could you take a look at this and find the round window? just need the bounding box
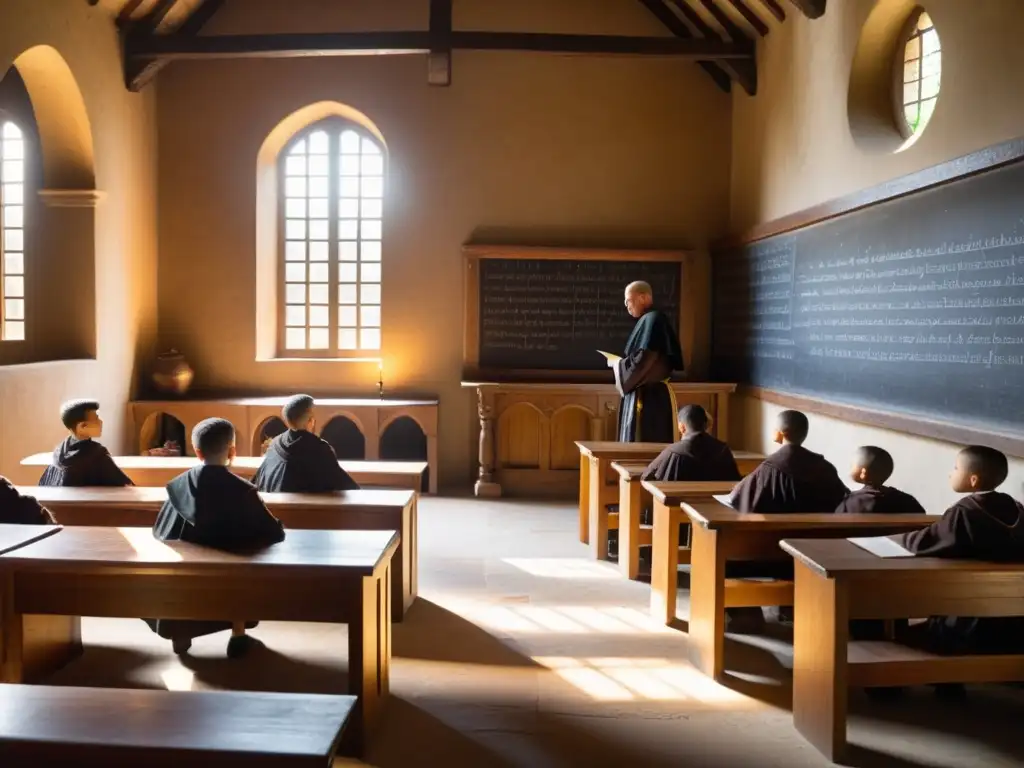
[894,9,941,139]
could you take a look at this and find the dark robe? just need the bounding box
[835,485,927,515]
[252,429,359,493]
[0,476,56,525]
[727,444,848,514]
[146,464,285,642]
[641,431,741,483]
[38,437,133,488]
[900,492,1024,654]
[615,308,684,443]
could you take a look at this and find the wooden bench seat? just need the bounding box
[18,486,418,621]
[0,527,397,756]
[781,537,1024,762]
[20,453,427,492]
[0,685,355,767]
[576,440,763,554]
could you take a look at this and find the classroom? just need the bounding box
[0,0,1022,765]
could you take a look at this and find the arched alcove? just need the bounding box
[321,416,366,460]
[139,412,186,456]
[497,403,544,469]
[380,415,429,491]
[550,405,593,470]
[255,416,288,455]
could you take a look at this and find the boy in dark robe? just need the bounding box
[39,399,133,488]
[642,404,741,483]
[727,410,848,514]
[148,417,286,658]
[252,394,359,493]
[611,281,684,443]
[0,476,56,524]
[835,446,927,515]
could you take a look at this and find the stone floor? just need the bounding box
[42,496,1024,767]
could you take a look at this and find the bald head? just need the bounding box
[952,445,1008,492]
[624,281,654,318]
[282,394,315,430]
[775,409,809,445]
[853,446,894,485]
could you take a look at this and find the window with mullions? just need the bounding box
[280,121,384,355]
[896,9,941,139]
[0,119,25,341]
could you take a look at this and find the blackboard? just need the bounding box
[473,255,682,371]
[712,145,1024,439]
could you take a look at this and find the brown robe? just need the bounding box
[641,432,741,483]
[727,444,848,514]
[900,492,1024,654]
[0,476,56,525]
[835,485,926,515]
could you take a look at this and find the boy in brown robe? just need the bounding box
[0,476,56,524]
[835,446,926,515]
[641,405,741,483]
[39,400,133,488]
[727,409,848,514]
[148,418,285,658]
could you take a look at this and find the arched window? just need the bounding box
[0,119,25,341]
[896,9,941,139]
[279,120,385,356]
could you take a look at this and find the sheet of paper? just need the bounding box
[712,494,734,508]
[848,536,915,558]
[597,350,621,362]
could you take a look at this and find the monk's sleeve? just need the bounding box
[0,478,55,524]
[641,446,672,481]
[244,490,287,545]
[95,452,135,487]
[322,445,360,491]
[614,349,668,396]
[901,506,968,557]
[727,470,758,511]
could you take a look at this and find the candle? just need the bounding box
[377,361,384,400]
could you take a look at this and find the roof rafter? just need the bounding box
[671,0,756,96]
[758,0,786,22]
[724,0,770,36]
[636,0,732,93]
[787,0,826,19]
[126,0,226,91]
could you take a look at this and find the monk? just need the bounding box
[609,281,684,443]
[727,409,848,513]
[0,476,55,524]
[148,418,286,658]
[253,394,359,493]
[38,400,133,487]
[642,404,740,482]
[835,446,926,515]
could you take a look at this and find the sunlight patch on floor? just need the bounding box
[502,558,619,579]
[442,598,673,636]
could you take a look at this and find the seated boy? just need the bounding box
[727,409,848,513]
[148,417,286,658]
[641,404,741,483]
[835,446,926,515]
[39,399,133,487]
[253,394,359,493]
[0,476,56,524]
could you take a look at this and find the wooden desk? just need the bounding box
[0,527,397,755]
[18,486,417,622]
[577,441,762,552]
[0,685,355,767]
[0,524,62,556]
[673,502,933,681]
[781,539,1024,762]
[20,454,426,492]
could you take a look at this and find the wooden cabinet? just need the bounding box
[462,382,736,498]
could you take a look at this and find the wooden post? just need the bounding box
[473,388,501,497]
[687,523,725,678]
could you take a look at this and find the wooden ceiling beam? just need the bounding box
[428,0,452,86]
[694,0,757,95]
[786,0,826,19]
[126,0,226,92]
[758,0,786,22]
[725,0,770,36]
[636,0,731,93]
[126,31,754,60]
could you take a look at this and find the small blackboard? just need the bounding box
[712,138,1024,442]
[465,248,684,373]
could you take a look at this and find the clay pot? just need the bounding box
[152,349,194,396]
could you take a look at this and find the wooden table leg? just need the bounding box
[345,564,392,756]
[619,476,643,580]
[0,573,82,684]
[688,523,725,679]
[650,500,680,625]
[578,453,590,544]
[587,456,605,557]
[792,560,849,762]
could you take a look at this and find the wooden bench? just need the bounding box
[18,486,418,622]
[575,440,763,550]
[781,538,1024,763]
[20,453,427,492]
[669,501,934,681]
[0,685,355,767]
[0,527,397,755]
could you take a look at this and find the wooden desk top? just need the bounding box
[681,501,934,532]
[0,685,354,760]
[21,453,427,476]
[0,524,62,556]
[134,396,438,407]
[780,538,1024,578]
[614,453,764,480]
[18,486,415,511]
[576,441,670,458]
[0,526,399,576]
[464,381,737,394]
[642,481,741,503]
